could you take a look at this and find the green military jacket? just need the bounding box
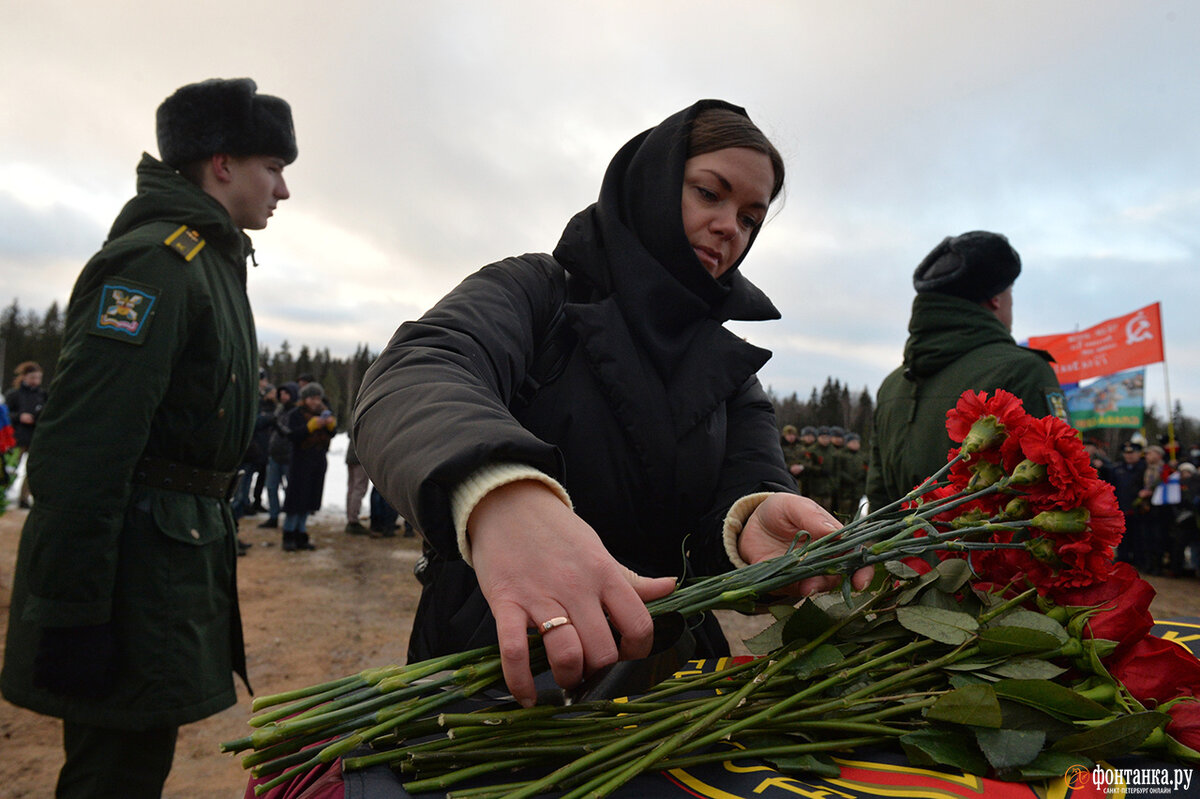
[837,447,868,517]
[1,155,258,729]
[866,293,1065,511]
[779,435,806,489]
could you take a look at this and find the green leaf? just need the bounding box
[766,752,842,778]
[997,699,1078,739]
[896,605,979,645]
[988,658,1067,681]
[978,626,1063,656]
[896,567,941,605]
[780,598,836,645]
[974,727,1046,770]
[1051,711,1170,760]
[900,729,989,775]
[927,684,1002,727]
[994,680,1111,721]
[917,587,968,613]
[744,618,788,655]
[1006,750,1094,781]
[785,644,845,679]
[989,609,1069,644]
[934,558,974,592]
[884,559,922,580]
[944,655,1009,672]
[949,673,992,688]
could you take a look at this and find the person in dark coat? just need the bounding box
[258,381,298,529]
[354,100,871,708]
[281,381,336,551]
[5,361,47,509]
[866,232,1068,511]
[1,77,296,797]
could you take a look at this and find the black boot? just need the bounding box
[295,531,316,551]
[282,529,297,552]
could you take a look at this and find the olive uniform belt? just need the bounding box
[132,454,242,500]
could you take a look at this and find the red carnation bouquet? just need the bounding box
[226,390,1200,797]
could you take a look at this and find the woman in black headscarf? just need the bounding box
[355,100,869,706]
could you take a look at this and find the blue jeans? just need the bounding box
[283,512,308,533]
[264,458,288,521]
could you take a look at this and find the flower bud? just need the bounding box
[1001,497,1032,520]
[1031,508,1089,534]
[960,415,1006,454]
[1007,459,1047,486]
[966,461,1006,491]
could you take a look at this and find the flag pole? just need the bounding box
[1157,302,1177,461]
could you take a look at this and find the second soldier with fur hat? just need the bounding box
[866,231,1066,511]
[0,77,296,796]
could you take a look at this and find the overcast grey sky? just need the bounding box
[3,1,1197,424]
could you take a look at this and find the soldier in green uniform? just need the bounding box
[807,426,836,512]
[796,425,818,496]
[866,231,1066,512]
[837,432,868,519]
[0,78,296,798]
[778,424,806,489]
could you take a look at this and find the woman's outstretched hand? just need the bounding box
[467,480,676,707]
[737,492,873,595]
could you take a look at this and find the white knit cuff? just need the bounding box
[721,492,774,568]
[451,462,573,568]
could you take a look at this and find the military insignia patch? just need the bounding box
[91,281,159,344]
[1045,388,1070,424]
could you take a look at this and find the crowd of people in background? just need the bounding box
[1090,436,1200,579]
[778,423,867,522]
[227,369,410,553]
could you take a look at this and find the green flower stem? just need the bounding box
[656,735,893,772]
[248,672,372,713]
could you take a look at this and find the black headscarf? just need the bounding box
[553,99,779,380]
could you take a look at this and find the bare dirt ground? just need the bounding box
[2,508,1200,798]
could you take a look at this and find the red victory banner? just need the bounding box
[1027,302,1164,383]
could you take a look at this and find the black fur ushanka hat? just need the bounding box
[156,78,297,167]
[912,231,1021,303]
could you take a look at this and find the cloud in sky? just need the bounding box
[3,1,1198,421]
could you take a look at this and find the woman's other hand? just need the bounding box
[737,493,872,595]
[467,480,676,707]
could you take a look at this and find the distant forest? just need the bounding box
[4,297,1197,453]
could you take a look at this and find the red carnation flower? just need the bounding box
[945,389,1032,450]
[1008,416,1098,510]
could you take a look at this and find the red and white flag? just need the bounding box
[1027,302,1164,383]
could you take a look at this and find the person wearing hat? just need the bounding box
[866,231,1066,511]
[805,426,836,512]
[779,424,806,490]
[280,381,337,551]
[0,78,296,796]
[836,432,868,520]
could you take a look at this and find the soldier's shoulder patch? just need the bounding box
[163,224,206,261]
[1045,388,1070,423]
[90,279,159,345]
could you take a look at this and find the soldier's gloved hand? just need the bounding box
[33,623,120,699]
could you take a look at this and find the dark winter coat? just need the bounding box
[355,100,794,661]
[1,155,256,730]
[282,404,334,514]
[267,382,299,464]
[5,382,47,449]
[866,292,1066,510]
